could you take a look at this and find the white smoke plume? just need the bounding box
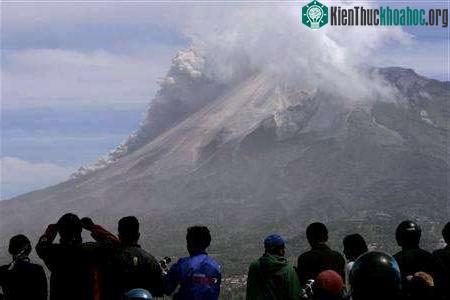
[182,3,411,98]
[73,2,412,177]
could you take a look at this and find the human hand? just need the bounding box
[81,217,94,231]
[45,224,58,240]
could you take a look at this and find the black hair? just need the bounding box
[186,226,211,251]
[306,222,328,244]
[118,216,140,243]
[343,234,368,261]
[442,222,450,244]
[9,234,31,256]
[57,213,82,243]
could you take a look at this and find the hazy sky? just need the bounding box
[1,1,449,199]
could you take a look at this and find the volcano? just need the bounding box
[1,49,449,282]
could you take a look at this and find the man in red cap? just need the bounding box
[313,270,345,300]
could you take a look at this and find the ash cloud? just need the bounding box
[74,2,413,176]
[182,3,411,100]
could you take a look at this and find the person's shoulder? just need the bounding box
[415,248,433,257]
[329,247,341,254]
[249,258,261,268]
[330,248,345,259]
[139,248,159,264]
[298,249,313,259]
[174,256,190,266]
[204,255,221,270]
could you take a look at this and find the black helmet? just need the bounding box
[350,251,402,300]
[123,289,153,300]
[396,220,421,247]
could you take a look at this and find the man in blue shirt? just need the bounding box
[164,226,221,300]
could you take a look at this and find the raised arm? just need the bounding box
[81,217,120,245]
[35,224,58,264]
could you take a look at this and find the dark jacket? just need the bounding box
[394,247,442,299]
[246,253,301,300]
[297,244,345,285]
[105,244,164,299]
[433,246,450,299]
[0,259,47,300]
[394,247,440,279]
[36,224,118,300]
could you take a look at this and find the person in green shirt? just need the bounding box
[246,234,302,300]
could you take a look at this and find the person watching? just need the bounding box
[342,233,368,294]
[105,216,163,300]
[36,213,119,300]
[164,226,221,300]
[0,234,47,300]
[394,220,441,296]
[246,234,301,300]
[297,223,345,285]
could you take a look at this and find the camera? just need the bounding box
[159,256,172,274]
[300,279,315,299]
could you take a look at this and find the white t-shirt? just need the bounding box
[345,261,354,297]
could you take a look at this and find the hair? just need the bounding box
[118,216,140,243]
[9,234,32,257]
[306,222,328,244]
[57,213,82,243]
[186,226,211,251]
[407,272,435,300]
[343,234,368,261]
[442,222,450,244]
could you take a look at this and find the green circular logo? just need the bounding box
[302,1,329,29]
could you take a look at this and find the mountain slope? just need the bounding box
[1,53,449,278]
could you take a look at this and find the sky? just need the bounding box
[1,0,449,199]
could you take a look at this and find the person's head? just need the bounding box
[118,216,140,245]
[264,234,286,257]
[57,213,82,244]
[396,220,421,248]
[306,222,328,246]
[8,234,32,258]
[123,288,153,299]
[350,251,402,300]
[442,222,450,245]
[343,234,368,261]
[313,270,345,300]
[186,226,211,255]
[406,272,434,300]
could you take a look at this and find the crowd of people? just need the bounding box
[0,213,448,300]
[246,221,449,300]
